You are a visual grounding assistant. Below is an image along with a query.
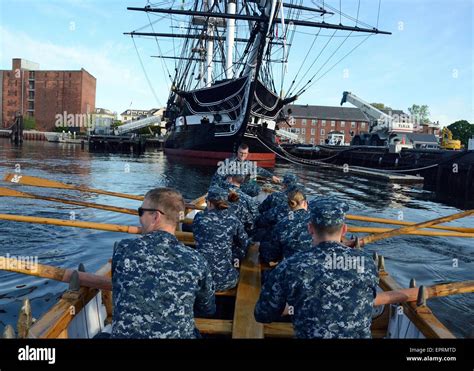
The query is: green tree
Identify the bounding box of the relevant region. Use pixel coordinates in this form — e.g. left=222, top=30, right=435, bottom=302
left=408, top=104, right=430, bottom=124
left=23, top=116, right=36, bottom=130
left=447, top=120, right=474, bottom=146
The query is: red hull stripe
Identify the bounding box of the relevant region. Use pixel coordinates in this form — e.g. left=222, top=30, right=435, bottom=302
left=164, top=148, right=276, bottom=166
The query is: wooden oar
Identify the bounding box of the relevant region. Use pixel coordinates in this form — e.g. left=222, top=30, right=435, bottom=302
left=0, top=257, right=112, bottom=291
left=359, top=209, right=474, bottom=247
left=0, top=214, right=195, bottom=244
left=346, top=214, right=474, bottom=234
left=374, top=280, right=474, bottom=306
left=4, top=173, right=143, bottom=200
left=3, top=173, right=205, bottom=210
left=2, top=257, right=471, bottom=306
left=347, top=226, right=474, bottom=238
left=255, top=184, right=472, bottom=233
left=0, top=187, right=137, bottom=215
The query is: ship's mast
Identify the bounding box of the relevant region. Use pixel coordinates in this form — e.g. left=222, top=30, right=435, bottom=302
left=225, top=0, right=236, bottom=79
left=205, top=0, right=214, bottom=87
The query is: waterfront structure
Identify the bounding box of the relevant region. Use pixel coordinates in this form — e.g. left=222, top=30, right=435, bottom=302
left=0, top=58, right=96, bottom=131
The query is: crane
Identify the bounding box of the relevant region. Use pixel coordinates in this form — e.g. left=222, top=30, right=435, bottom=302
left=340, top=91, right=414, bottom=147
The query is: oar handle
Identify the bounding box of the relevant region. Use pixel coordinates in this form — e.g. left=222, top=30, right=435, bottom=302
left=374, top=280, right=474, bottom=306
left=0, top=257, right=112, bottom=291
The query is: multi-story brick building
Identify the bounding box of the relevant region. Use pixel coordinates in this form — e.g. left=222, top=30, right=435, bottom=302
left=281, top=104, right=369, bottom=145
left=0, top=58, right=96, bottom=131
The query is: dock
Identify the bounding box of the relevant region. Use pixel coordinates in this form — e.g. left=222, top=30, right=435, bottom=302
left=88, top=134, right=146, bottom=154
left=345, top=166, right=424, bottom=184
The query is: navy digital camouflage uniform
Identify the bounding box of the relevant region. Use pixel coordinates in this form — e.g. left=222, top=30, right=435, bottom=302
left=240, top=180, right=261, bottom=197
left=193, top=187, right=250, bottom=291
left=254, top=182, right=301, bottom=246
left=255, top=199, right=379, bottom=339
left=227, top=183, right=259, bottom=234
left=112, top=230, right=216, bottom=338
left=260, top=208, right=312, bottom=263
left=258, top=172, right=298, bottom=214
left=210, top=155, right=274, bottom=188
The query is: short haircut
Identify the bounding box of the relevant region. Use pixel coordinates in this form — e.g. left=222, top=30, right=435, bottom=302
left=238, top=143, right=249, bottom=151
left=227, top=174, right=247, bottom=184
left=144, top=188, right=185, bottom=225
left=311, top=222, right=344, bottom=236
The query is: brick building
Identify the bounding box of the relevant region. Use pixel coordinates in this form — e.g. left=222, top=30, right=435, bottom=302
left=281, top=104, right=369, bottom=145
left=0, top=58, right=96, bottom=131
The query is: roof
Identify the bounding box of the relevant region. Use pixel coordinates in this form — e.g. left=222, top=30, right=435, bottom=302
left=287, top=104, right=368, bottom=122
left=406, top=133, right=438, bottom=143
left=95, top=108, right=114, bottom=115
left=120, top=109, right=150, bottom=116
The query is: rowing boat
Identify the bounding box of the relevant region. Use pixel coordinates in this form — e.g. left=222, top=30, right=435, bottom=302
left=21, top=189, right=459, bottom=339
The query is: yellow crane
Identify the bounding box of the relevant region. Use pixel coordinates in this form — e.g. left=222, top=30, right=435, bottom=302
left=440, top=127, right=461, bottom=150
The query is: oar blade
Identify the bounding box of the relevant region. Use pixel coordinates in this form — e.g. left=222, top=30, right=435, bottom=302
left=4, top=173, right=75, bottom=190
left=0, top=187, right=33, bottom=198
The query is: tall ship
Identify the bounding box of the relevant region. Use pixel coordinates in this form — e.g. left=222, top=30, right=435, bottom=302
left=126, top=1, right=390, bottom=166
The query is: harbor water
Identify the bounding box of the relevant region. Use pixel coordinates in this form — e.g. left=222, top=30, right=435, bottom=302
left=0, top=139, right=472, bottom=338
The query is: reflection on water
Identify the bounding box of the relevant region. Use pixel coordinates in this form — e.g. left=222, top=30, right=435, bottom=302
left=0, top=139, right=472, bottom=338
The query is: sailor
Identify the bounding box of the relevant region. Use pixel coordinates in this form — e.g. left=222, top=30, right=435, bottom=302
left=254, top=198, right=379, bottom=338
left=240, top=179, right=261, bottom=198
left=258, top=172, right=298, bottom=214
left=260, top=186, right=312, bottom=263
left=112, top=187, right=215, bottom=338
left=210, top=143, right=281, bottom=188
left=226, top=174, right=259, bottom=234
left=253, top=173, right=299, bottom=245
left=193, top=186, right=250, bottom=291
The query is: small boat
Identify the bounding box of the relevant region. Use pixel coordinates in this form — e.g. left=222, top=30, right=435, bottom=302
left=26, top=191, right=457, bottom=339
left=44, top=132, right=60, bottom=142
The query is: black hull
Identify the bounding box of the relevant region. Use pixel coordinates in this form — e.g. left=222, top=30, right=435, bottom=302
left=164, top=124, right=277, bottom=166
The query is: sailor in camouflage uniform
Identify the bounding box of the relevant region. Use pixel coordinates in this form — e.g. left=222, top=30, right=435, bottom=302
left=226, top=174, right=259, bottom=235
left=240, top=179, right=261, bottom=198
left=210, top=143, right=280, bottom=188
left=258, top=172, right=298, bottom=214
left=254, top=198, right=379, bottom=338
left=193, top=186, right=250, bottom=291
left=260, top=187, right=312, bottom=263
left=112, top=188, right=215, bottom=338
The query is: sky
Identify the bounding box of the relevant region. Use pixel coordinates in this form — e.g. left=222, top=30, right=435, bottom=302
left=0, top=0, right=472, bottom=125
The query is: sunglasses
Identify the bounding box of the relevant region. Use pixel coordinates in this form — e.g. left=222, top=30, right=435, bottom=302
left=137, top=207, right=166, bottom=217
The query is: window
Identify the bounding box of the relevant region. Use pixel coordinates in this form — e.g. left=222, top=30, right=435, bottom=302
left=29, top=71, right=35, bottom=79
left=28, top=81, right=35, bottom=90
left=301, top=128, right=306, bottom=134
left=351, top=121, right=356, bottom=128
left=321, top=129, right=325, bottom=136
left=28, top=91, right=34, bottom=99
left=361, top=122, right=366, bottom=128
left=331, top=120, right=336, bottom=127
left=295, top=128, right=300, bottom=134
left=311, top=119, right=316, bottom=126
left=310, top=138, right=315, bottom=144
left=341, top=121, right=345, bottom=127
left=320, top=139, right=325, bottom=145
left=321, top=120, right=326, bottom=126
left=28, top=101, right=34, bottom=110
left=311, top=128, right=315, bottom=135
left=301, top=119, right=307, bottom=125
